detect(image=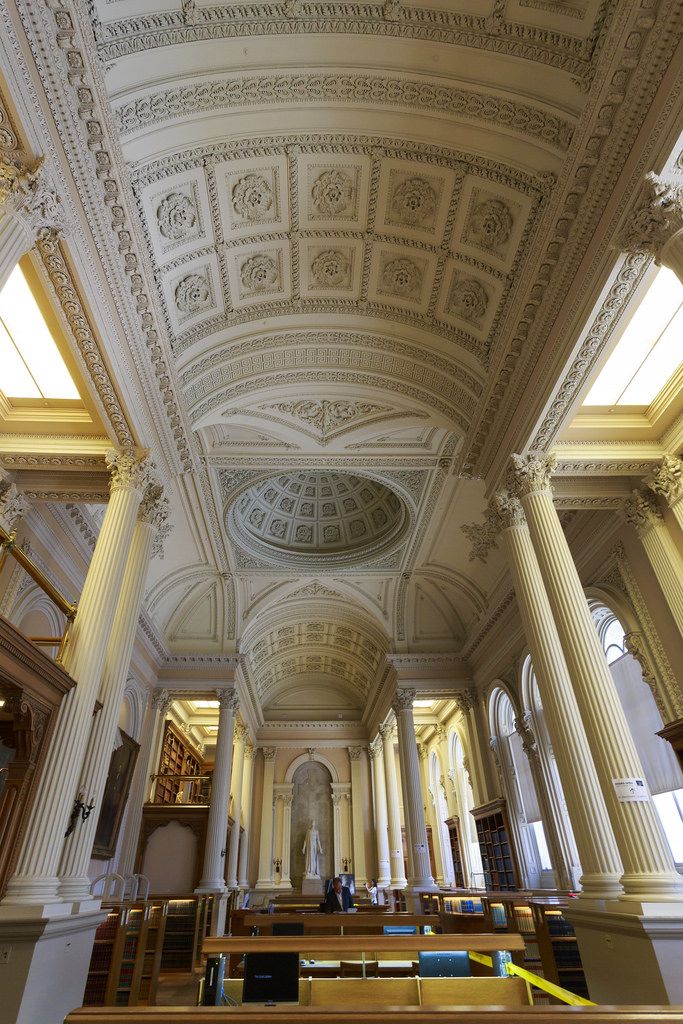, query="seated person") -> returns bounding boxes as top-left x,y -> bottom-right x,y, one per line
323,876 -> 354,913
